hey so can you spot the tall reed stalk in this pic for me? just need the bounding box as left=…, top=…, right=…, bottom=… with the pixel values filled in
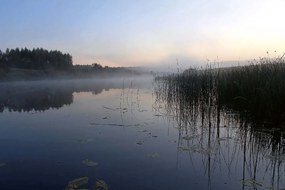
left=156, top=56, right=285, bottom=125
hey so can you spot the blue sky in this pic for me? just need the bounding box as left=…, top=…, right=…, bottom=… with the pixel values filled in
left=1, top=0, right=285, bottom=67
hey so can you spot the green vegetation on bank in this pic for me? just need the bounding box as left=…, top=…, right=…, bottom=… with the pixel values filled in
left=156, top=55, right=285, bottom=125
left=0, top=47, right=139, bottom=80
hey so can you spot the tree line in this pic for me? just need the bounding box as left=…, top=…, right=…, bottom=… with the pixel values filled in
left=0, top=48, right=73, bottom=70
left=0, top=47, right=140, bottom=80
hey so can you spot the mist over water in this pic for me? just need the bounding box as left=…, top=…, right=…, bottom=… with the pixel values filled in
left=0, top=77, right=284, bottom=190
left=0, top=77, right=152, bottom=113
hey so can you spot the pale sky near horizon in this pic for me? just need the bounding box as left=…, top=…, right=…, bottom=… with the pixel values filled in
left=1, top=0, right=285, bottom=67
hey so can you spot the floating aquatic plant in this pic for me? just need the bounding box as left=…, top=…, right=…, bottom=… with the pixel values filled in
left=217, top=137, right=233, bottom=141
left=95, top=179, right=109, bottom=190
left=148, top=153, right=160, bottom=158
left=240, top=179, right=262, bottom=188
left=179, top=144, right=217, bottom=155
left=136, top=141, right=144, bottom=145
left=77, top=138, right=94, bottom=144
left=66, top=177, right=89, bottom=190
left=102, top=106, right=116, bottom=111
left=182, top=134, right=200, bottom=141
left=82, top=159, right=98, bottom=167
left=65, top=177, right=109, bottom=190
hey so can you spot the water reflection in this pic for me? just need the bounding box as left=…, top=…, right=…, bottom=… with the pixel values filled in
left=0, top=84, right=73, bottom=112
left=154, top=79, right=285, bottom=189
left=0, top=78, right=144, bottom=113
left=1, top=77, right=285, bottom=189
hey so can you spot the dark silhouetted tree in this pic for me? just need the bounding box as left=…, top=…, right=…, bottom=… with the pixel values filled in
left=0, top=47, right=73, bottom=70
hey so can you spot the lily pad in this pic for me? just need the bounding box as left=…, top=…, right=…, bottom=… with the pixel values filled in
left=136, top=141, right=144, bottom=145
left=77, top=138, right=93, bottom=144
left=103, top=106, right=116, bottom=111
left=66, top=177, right=89, bottom=189
left=182, top=135, right=200, bottom=140
left=148, top=153, right=160, bottom=158
left=82, top=159, right=98, bottom=167
left=240, top=179, right=262, bottom=187
left=95, top=179, right=109, bottom=190
left=217, top=137, right=233, bottom=141
left=179, top=145, right=216, bottom=155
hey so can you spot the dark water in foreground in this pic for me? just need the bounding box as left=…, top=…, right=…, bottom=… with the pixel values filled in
left=0, top=78, right=284, bottom=190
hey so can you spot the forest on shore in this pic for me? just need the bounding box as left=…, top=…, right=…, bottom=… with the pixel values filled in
left=0, top=48, right=140, bottom=80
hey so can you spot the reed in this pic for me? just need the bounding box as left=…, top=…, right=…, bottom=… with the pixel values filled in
left=155, top=55, right=285, bottom=125
left=154, top=56, right=285, bottom=188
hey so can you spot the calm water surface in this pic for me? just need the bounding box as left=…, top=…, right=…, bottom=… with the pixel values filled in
left=0, top=77, right=284, bottom=190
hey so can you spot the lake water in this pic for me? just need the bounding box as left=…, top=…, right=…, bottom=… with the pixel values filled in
left=0, top=77, right=284, bottom=190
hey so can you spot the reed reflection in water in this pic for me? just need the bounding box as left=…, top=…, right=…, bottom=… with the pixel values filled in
left=154, top=77, right=285, bottom=190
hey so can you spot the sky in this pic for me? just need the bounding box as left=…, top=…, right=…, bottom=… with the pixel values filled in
left=1, top=0, right=285, bottom=67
